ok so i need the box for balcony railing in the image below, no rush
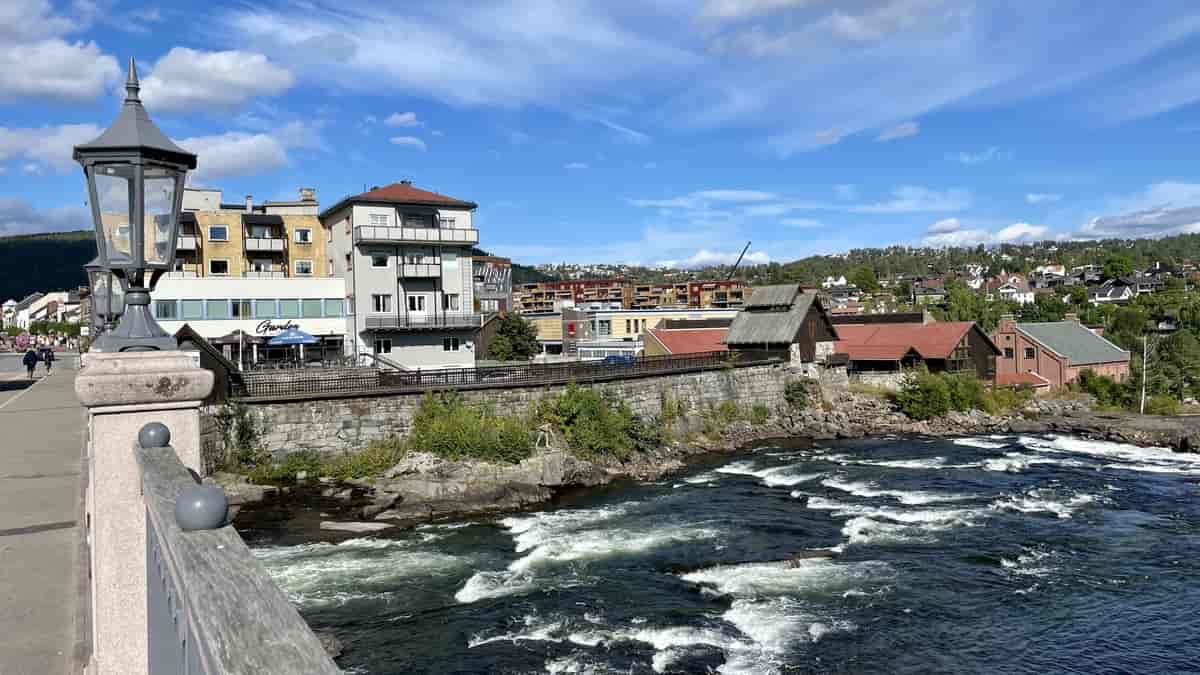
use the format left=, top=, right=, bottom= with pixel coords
left=166, top=270, right=199, bottom=278
left=245, top=237, right=286, bottom=252
left=355, top=225, right=479, bottom=245
left=176, top=235, right=199, bottom=251
left=365, top=312, right=484, bottom=331
left=401, top=263, right=440, bottom=277
left=243, top=270, right=287, bottom=278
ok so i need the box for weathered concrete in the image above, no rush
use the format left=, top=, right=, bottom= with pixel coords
left=0, top=367, right=86, bottom=674
left=207, top=363, right=793, bottom=461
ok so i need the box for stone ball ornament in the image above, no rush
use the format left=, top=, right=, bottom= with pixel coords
left=138, top=422, right=171, bottom=448
left=175, top=485, right=230, bottom=531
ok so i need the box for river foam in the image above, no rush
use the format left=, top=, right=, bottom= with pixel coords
left=821, top=477, right=976, bottom=505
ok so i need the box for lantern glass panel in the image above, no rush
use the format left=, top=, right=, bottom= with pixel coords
left=95, top=166, right=135, bottom=265
left=144, top=167, right=178, bottom=266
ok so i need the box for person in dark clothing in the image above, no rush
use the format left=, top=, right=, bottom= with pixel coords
left=22, top=349, right=38, bottom=379
left=42, top=348, right=54, bottom=374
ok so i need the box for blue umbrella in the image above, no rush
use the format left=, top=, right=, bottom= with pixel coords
left=268, top=326, right=319, bottom=346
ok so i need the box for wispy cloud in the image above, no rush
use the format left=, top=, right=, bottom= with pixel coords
left=1025, top=193, right=1062, bottom=204
left=564, top=162, right=589, bottom=169
left=848, top=186, right=971, bottom=214
left=0, top=198, right=89, bottom=235
left=0, top=123, right=104, bottom=173
left=385, top=111, right=421, bottom=127
left=945, top=147, right=1010, bottom=165
left=179, top=120, right=324, bottom=183
left=141, top=48, right=294, bottom=112
left=390, top=136, right=427, bottom=151
left=922, top=221, right=1049, bottom=247
left=780, top=217, right=824, bottom=228
left=877, top=120, right=919, bottom=142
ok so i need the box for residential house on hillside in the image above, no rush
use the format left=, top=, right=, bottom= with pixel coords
left=991, top=315, right=1130, bottom=390
left=1088, top=279, right=1135, bottom=305
left=832, top=316, right=999, bottom=387
left=723, top=284, right=837, bottom=369
left=985, top=272, right=1034, bottom=305
left=821, top=275, right=847, bottom=288
left=913, top=285, right=946, bottom=305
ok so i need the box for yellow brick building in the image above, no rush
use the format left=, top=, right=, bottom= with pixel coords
left=175, top=187, right=330, bottom=279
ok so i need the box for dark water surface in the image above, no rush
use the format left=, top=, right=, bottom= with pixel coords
left=248, top=434, right=1200, bottom=674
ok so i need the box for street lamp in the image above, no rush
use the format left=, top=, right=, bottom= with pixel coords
left=73, top=58, right=196, bottom=352
left=85, top=257, right=124, bottom=336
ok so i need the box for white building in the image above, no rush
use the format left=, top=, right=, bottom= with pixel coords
left=822, top=275, right=847, bottom=288
left=321, top=181, right=482, bottom=369
left=152, top=276, right=348, bottom=367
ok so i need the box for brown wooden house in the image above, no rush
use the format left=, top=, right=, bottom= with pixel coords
left=723, top=284, right=838, bottom=365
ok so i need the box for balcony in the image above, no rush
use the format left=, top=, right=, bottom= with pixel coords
left=243, top=270, right=287, bottom=279
left=176, top=235, right=199, bottom=251
left=355, top=225, right=479, bottom=246
left=245, top=237, right=286, bottom=253
left=365, top=312, right=484, bottom=332
left=401, top=263, right=440, bottom=277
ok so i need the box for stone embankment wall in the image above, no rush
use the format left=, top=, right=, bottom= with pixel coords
left=203, top=363, right=794, bottom=460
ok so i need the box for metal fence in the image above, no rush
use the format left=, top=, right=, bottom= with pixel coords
left=230, top=351, right=780, bottom=401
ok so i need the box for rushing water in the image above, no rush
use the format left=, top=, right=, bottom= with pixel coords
left=249, top=434, right=1200, bottom=674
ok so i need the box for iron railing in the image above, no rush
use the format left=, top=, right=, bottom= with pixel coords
left=354, top=225, right=479, bottom=245
left=365, top=313, right=484, bottom=330
left=230, top=351, right=780, bottom=401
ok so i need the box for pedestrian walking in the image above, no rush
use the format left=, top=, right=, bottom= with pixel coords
left=42, top=348, right=54, bottom=374
left=22, top=349, right=38, bottom=380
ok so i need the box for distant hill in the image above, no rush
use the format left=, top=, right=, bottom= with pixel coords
left=0, top=230, right=95, bottom=301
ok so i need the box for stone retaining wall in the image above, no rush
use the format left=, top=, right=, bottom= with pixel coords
left=203, top=363, right=795, bottom=460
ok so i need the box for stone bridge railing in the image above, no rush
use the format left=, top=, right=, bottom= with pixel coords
left=78, top=351, right=338, bottom=674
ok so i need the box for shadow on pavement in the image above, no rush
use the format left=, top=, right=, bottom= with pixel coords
left=0, top=379, right=36, bottom=394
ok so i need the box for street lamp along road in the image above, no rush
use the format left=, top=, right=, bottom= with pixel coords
left=73, top=57, right=197, bottom=352
left=84, top=257, right=124, bottom=336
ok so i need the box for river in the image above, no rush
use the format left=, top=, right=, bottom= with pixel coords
left=248, top=434, right=1200, bottom=674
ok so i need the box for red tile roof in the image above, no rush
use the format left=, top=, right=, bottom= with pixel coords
left=834, top=321, right=975, bottom=361
left=354, top=182, right=477, bottom=208
left=647, top=327, right=728, bottom=355
left=996, top=371, right=1050, bottom=387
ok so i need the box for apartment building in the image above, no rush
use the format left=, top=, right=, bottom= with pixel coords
left=176, top=187, right=328, bottom=279
left=473, top=256, right=512, bottom=312
left=530, top=307, right=741, bottom=359
left=516, top=278, right=749, bottom=313
left=322, top=181, right=482, bottom=369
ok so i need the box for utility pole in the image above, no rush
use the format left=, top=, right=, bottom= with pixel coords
left=1140, top=334, right=1148, bottom=415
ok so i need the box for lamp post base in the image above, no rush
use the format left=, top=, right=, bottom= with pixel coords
left=96, top=287, right=178, bottom=352
left=90, top=333, right=177, bottom=353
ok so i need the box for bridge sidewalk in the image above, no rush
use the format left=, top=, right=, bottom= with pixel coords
left=0, top=367, right=86, bottom=674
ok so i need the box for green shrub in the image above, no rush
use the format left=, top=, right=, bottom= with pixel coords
left=945, top=372, right=988, bottom=411
left=983, top=385, right=1034, bottom=414
left=749, top=403, right=771, bottom=425
left=409, top=392, right=533, bottom=463
left=1074, top=369, right=1130, bottom=409
left=784, top=379, right=815, bottom=410
left=322, top=437, right=407, bottom=480
left=1145, top=394, right=1181, bottom=416
left=659, top=391, right=687, bottom=425
left=246, top=450, right=324, bottom=485
left=895, top=369, right=953, bottom=420
left=535, top=384, right=650, bottom=461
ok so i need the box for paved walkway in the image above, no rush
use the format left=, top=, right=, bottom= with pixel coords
left=0, top=365, right=85, bottom=674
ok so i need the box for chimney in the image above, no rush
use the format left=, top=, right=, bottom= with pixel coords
left=245, top=195, right=253, bottom=212
left=299, top=187, right=316, bottom=202
left=998, top=314, right=1016, bottom=333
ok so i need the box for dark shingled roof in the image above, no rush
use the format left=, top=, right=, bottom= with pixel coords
left=1017, top=321, right=1130, bottom=366
left=725, top=285, right=821, bottom=346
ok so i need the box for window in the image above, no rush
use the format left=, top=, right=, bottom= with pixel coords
left=278, top=300, right=300, bottom=319
left=154, top=300, right=178, bottom=320
left=442, top=293, right=460, bottom=311
left=208, top=225, right=228, bottom=241
left=326, top=227, right=332, bottom=243
left=232, top=299, right=252, bottom=318
left=369, top=213, right=388, bottom=227
left=295, top=260, right=313, bottom=276
left=206, top=300, right=229, bottom=319
left=249, top=225, right=272, bottom=238
left=438, top=217, right=456, bottom=229
left=209, top=259, right=229, bottom=276
left=1024, top=347, right=1036, bottom=360
left=597, top=319, right=612, bottom=337
left=254, top=300, right=276, bottom=319
left=324, top=299, right=344, bottom=317
left=1003, top=347, right=1014, bottom=359
left=408, top=295, right=426, bottom=312
left=374, top=339, right=392, bottom=354
left=372, top=294, right=392, bottom=313
left=181, top=300, right=204, bottom=320
left=625, top=319, right=632, bottom=334
left=249, top=259, right=271, bottom=273
left=443, top=337, right=460, bottom=351
left=371, top=253, right=388, bottom=268
left=295, top=228, right=312, bottom=244
left=404, top=214, right=431, bottom=227
left=302, top=299, right=323, bottom=318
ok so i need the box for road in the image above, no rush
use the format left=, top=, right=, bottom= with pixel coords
left=0, top=358, right=85, bottom=674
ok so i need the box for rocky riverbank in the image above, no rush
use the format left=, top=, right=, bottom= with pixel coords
left=220, top=390, right=1200, bottom=539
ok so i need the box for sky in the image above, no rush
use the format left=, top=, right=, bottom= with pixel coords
left=5, top=1, right=1200, bottom=268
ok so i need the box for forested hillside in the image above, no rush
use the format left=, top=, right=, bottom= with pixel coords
left=0, top=231, right=94, bottom=301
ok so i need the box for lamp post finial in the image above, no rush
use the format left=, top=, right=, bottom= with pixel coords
left=125, top=58, right=140, bottom=103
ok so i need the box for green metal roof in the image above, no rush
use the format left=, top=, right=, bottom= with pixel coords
left=1017, top=321, right=1129, bottom=366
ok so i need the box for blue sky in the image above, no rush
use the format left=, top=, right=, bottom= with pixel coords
left=4, top=1, right=1200, bottom=267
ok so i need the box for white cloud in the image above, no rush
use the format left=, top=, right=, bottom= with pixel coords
left=390, top=136, right=427, bottom=151
left=1080, top=206, right=1200, bottom=239
left=140, top=48, right=294, bottom=112
left=849, top=186, right=971, bottom=213
left=922, top=221, right=1049, bottom=247
left=655, top=248, right=771, bottom=269
left=564, top=162, right=589, bottom=169
left=780, top=217, right=824, bottom=228
left=178, top=121, right=323, bottom=183
left=1025, top=193, right=1062, bottom=204
left=0, top=123, right=104, bottom=173
left=876, top=120, right=920, bottom=142
left=698, top=0, right=818, bottom=21
left=385, top=112, right=420, bottom=127
left=692, top=189, right=777, bottom=202
left=0, top=0, right=78, bottom=41
left=927, top=217, right=960, bottom=233
left=0, top=198, right=89, bottom=235
left=946, top=147, right=1010, bottom=165
left=0, top=38, right=119, bottom=101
